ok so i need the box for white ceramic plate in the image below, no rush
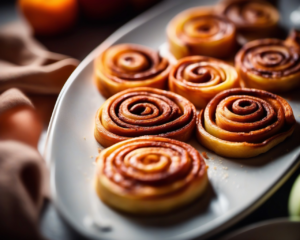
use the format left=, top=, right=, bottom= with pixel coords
left=44, top=0, right=300, bottom=239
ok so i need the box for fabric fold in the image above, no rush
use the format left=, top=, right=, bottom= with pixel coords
left=0, top=140, right=48, bottom=240
left=0, top=88, right=33, bottom=114
left=0, top=23, right=79, bottom=94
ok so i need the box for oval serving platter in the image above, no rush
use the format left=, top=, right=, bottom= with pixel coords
left=44, top=0, right=300, bottom=239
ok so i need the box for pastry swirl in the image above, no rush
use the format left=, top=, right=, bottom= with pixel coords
left=94, top=87, right=197, bottom=147
left=196, top=88, right=295, bottom=158
left=218, top=0, right=279, bottom=41
left=94, top=44, right=170, bottom=98
left=169, top=56, right=240, bottom=109
left=95, top=136, right=208, bottom=214
left=235, top=30, right=300, bottom=92
left=167, top=7, right=236, bottom=59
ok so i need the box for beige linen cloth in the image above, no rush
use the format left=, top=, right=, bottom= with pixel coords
left=0, top=22, right=79, bottom=239
left=0, top=89, right=49, bottom=240
left=0, top=23, right=79, bottom=94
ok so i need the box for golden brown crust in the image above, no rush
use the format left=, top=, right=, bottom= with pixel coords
left=235, top=30, right=300, bottom=92
left=169, top=56, right=240, bottom=109
left=217, top=0, right=279, bottom=41
left=94, top=44, right=170, bottom=98
left=95, top=136, right=208, bottom=214
left=196, top=88, right=296, bottom=158
left=167, top=7, right=236, bottom=59
left=94, top=87, right=197, bottom=147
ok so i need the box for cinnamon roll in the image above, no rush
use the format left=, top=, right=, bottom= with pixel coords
left=196, top=88, right=296, bottom=158
left=167, top=7, right=236, bottom=59
left=95, top=136, right=208, bottom=214
left=94, top=44, right=170, bottom=98
left=235, top=30, right=300, bottom=92
left=169, top=56, right=240, bottom=109
left=94, top=87, right=196, bottom=147
left=218, top=0, right=279, bottom=41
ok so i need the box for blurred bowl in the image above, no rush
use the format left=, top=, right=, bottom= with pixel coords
left=220, top=218, right=300, bottom=240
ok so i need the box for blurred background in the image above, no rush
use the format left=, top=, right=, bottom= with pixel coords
left=0, top=0, right=300, bottom=239
left=0, top=0, right=161, bottom=60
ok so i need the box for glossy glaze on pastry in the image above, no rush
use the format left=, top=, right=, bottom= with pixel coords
left=95, top=136, right=208, bottom=214
left=94, top=87, right=197, bottom=147
left=196, top=88, right=295, bottom=158
left=94, top=44, right=170, bottom=98
left=169, top=56, right=240, bottom=109
left=218, top=0, right=279, bottom=41
left=235, top=30, right=300, bottom=92
left=167, top=7, right=236, bottom=59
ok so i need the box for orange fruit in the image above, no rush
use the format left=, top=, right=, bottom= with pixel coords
left=0, top=106, right=43, bottom=148
left=18, top=0, right=78, bottom=36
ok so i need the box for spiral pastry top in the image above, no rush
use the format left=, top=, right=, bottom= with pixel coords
left=218, top=0, right=279, bottom=36
left=94, top=44, right=170, bottom=98
left=167, top=7, right=236, bottom=59
left=95, top=136, right=208, bottom=214
left=169, top=56, right=240, bottom=109
left=94, top=87, right=197, bottom=147
left=235, top=30, right=300, bottom=92
left=197, top=88, right=295, bottom=158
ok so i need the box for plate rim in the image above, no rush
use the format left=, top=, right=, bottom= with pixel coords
left=43, top=0, right=300, bottom=239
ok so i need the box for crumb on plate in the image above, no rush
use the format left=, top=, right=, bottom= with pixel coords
left=202, top=151, right=209, bottom=159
